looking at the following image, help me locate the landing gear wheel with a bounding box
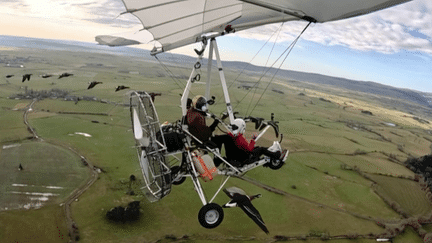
[171,166,186,185]
[198,203,224,229]
[267,159,284,170]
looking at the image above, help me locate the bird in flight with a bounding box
[41,74,53,78]
[22,74,32,82]
[87,81,103,89]
[58,73,73,79]
[115,85,130,92]
[223,187,269,234]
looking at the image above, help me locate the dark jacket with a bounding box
[186,108,217,142]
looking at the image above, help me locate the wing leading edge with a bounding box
[96,0,412,54]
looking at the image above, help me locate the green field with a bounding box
[0,141,89,242]
[1,47,432,242]
[368,174,432,217]
[0,98,32,143]
[0,141,89,210]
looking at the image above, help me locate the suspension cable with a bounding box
[245,23,284,115]
[154,55,188,92]
[216,23,285,106]
[248,22,312,116]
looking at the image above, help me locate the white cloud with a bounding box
[0,0,139,28]
[1,0,431,55]
[0,0,141,42]
[235,0,432,56]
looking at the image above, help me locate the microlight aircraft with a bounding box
[97,0,412,229]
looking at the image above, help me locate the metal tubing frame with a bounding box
[236,0,317,22]
[209,176,231,203]
[182,37,235,123]
[205,41,214,100]
[185,148,208,205]
[254,125,271,142]
[181,127,238,206]
[179,37,249,206]
[181,127,240,173]
[131,91,171,201]
[211,38,235,124]
[181,43,207,116]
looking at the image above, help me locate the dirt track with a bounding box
[24,99,99,243]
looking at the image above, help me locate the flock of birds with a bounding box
[4,73,130,91]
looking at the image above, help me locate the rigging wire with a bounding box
[154,45,210,99]
[153,21,311,119]
[154,55,188,92]
[230,23,284,86]
[245,23,284,116]
[169,51,190,79]
[248,22,312,116]
[216,23,285,106]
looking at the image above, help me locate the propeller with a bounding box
[132,108,150,146]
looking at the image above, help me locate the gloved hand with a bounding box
[252,133,258,140]
[210,119,219,131]
[221,112,229,120]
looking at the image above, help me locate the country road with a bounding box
[23,99,99,243]
[23,99,39,140]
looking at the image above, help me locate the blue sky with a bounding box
[1,0,431,92]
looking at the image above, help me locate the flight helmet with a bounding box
[192,95,208,112]
[231,118,246,136]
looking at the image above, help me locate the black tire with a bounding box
[198,203,224,229]
[171,166,186,185]
[267,159,284,170]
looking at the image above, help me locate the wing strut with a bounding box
[205,40,214,100]
[181,41,207,116]
[212,38,235,124]
[181,35,236,124]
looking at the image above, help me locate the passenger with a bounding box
[186,95,219,143]
[226,118,288,166]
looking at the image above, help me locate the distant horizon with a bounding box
[2,34,431,96]
[1,0,431,93]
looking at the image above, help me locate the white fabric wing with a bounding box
[122,0,243,52]
[97,0,411,53]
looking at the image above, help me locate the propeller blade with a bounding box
[133,108,151,146]
[132,108,143,140]
[140,150,150,181]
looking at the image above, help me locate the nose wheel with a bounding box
[267,158,284,170]
[198,203,224,229]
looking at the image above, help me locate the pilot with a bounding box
[226,118,288,166]
[186,95,219,143]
